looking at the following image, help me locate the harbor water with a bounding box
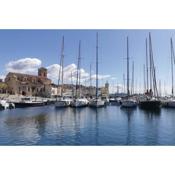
[0,105,175,145]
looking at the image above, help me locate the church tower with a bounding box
[38,67,47,78]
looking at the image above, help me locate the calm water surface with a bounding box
[0,105,175,145]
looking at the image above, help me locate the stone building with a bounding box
[5,67,52,97]
[0,81,8,94]
[100,81,109,97]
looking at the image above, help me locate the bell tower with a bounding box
[38,67,47,78]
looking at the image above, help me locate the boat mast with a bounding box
[146,38,149,91]
[131,61,134,95]
[123,73,125,93]
[61,36,64,97]
[149,32,158,97]
[149,33,152,94]
[143,64,146,93]
[76,40,81,99]
[170,38,175,97]
[58,36,64,97]
[90,63,92,87]
[96,32,99,100]
[159,80,161,97]
[126,36,130,96]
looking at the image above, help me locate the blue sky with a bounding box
[0,29,175,94]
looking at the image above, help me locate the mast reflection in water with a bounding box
[1,105,175,145]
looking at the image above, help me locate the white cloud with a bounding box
[4,58,112,86]
[0,75,5,80]
[47,64,61,82]
[47,63,90,84]
[6,58,42,74]
[91,74,111,80]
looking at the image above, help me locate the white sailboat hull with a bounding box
[121,99,137,108]
[71,98,88,107]
[55,99,72,108]
[89,99,105,107]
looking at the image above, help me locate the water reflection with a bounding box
[140,108,161,118]
[120,108,135,145]
[4,113,48,145]
[1,105,175,145]
[89,108,100,145]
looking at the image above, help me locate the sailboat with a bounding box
[71,41,89,108]
[162,38,175,107]
[89,32,105,108]
[139,33,161,109]
[55,36,72,108]
[121,37,137,108]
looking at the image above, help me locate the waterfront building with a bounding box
[0,80,8,94]
[100,81,109,98]
[5,67,52,97]
[51,83,109,98]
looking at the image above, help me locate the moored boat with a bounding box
[139,33,161,110]
[13,97,45,108]
[89,33,105,108]
[139,97,161,109]
[89,98,105,108]
[120,37,137,108]
[121,98,137,108]
[71,97,88,107]
[0,99,15,110]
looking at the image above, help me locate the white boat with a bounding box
[162,38,175,108]
[71,98,88,107]
[0,100,15,110]
[163,98,175,107]
[55,97,72,108]
[54,36,71,108]
[109,97,121,105]
[121,98,137,108]
[89,98,105,107]
[121,37,137,108]
[71,41,89,108]
[89,33,105,108]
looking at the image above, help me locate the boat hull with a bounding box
[14,102,45,108]
[162,100,175,108]
[70,99,88,108]
[121,100,137,108]
[89,100,105,108]
[55,100,70,108]
[139,100,161,109]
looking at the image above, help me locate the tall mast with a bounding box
[96,32,99,100]
[146,38,149,90]
[126,36,130,96]
[159,80,161,97]
[90,63,92,87]
[131,61,134,95]
[79,41,81,97]
[171,38,174,97]
[58,36,64,97]
[149,32,158,97]
[61,36,64,97]
[76,40,81,98]
[149,33,152,93]
[71,71,74,97]
[123,73,125,93]
[143,64,146,93]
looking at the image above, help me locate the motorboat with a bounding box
[12,97,45,108]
